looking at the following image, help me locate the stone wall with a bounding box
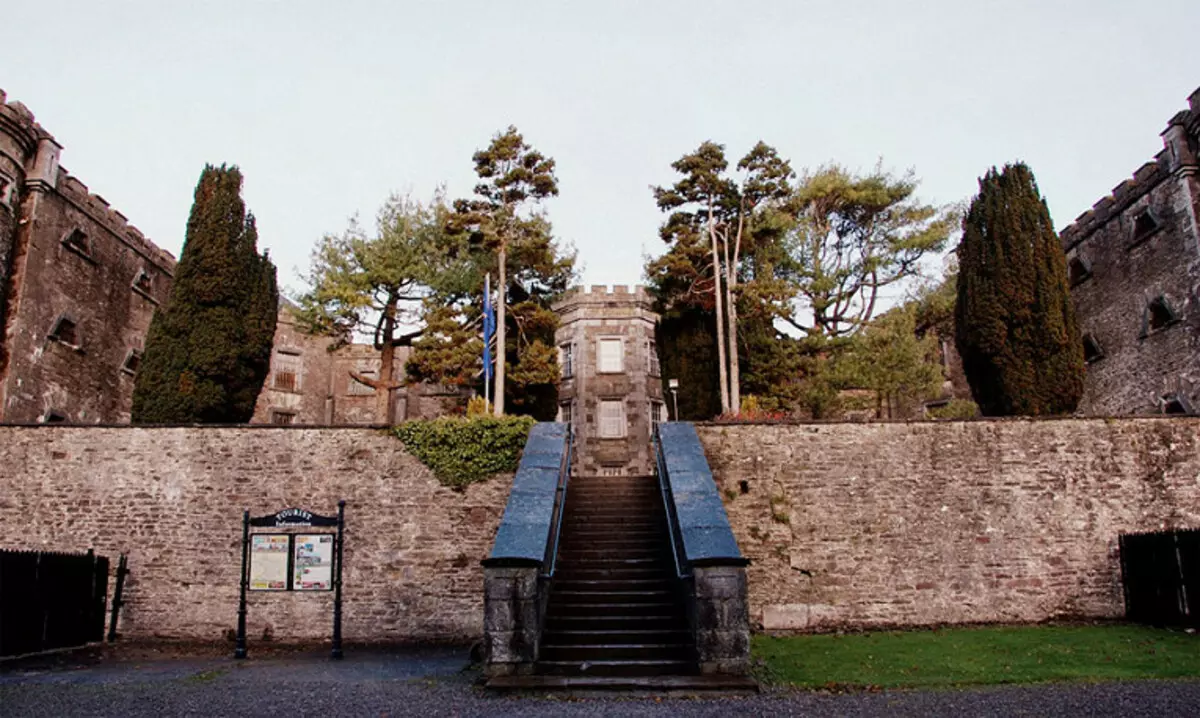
[697,418,1200,632]
[0,426,512,644]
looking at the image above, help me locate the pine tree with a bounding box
[132,165,278,423]
[954,163,1083,416]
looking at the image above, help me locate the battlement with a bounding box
[55,166,176,271]
[0,88,56,150]
[1060,86,1199,250]
[556,284,653,305]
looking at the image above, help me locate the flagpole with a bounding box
[484,273,491,410]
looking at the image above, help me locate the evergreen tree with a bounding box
[450,126,560,416]
[132,165,278,423]
[954,163,1083,416]
[295,193,449,424]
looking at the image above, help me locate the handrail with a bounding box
[654,422,748,570]
[544,423,574,578]
[482,422,571,569]
[653,423,690,579]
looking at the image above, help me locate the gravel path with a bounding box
[3,647,1199,717]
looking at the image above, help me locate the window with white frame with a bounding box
[598,399,626,438]
[647,340,660,376]
[650,400,666,426]
[597,338,624,373]
[559,343,574,378]
[556,400,574,424]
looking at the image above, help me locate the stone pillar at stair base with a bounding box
[692,564,751,675]
[482,565,543,677]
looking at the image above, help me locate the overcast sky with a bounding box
[3,1,1197,296]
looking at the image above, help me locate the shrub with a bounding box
[391,415,536,489]
[927,399,980,420]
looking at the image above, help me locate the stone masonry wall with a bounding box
[0,426,512,644]
[697,418,1200,632]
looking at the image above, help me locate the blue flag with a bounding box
[482,275,495,389]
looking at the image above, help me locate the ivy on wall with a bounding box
[390,415,536,489]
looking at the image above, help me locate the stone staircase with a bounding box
[537,473,697,679]
[483,423,754,693]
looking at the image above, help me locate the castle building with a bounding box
[0,89,431,426]
[0,91,175,424]
[553,285,664,475]
[250,304,462,425]
[1060,87,1200,416]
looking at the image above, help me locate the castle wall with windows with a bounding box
[0,90,175,423]
[553,285,663,475]
[1061,87,1200,416]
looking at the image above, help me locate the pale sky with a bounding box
[3,1,1197,297]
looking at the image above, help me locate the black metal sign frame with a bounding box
[235,500,346,660]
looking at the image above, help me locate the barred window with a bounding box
[271,411,296,425]
[647,340,660,376]
[272,350,302,392]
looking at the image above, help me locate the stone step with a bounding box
[558,539,666,551]
[540,643,693,662]
[535,659,697,677]
[551,589,673,605]
[540,628,691,645]
[563,520,665,530]
[486,673,759,694]
[544,614,688,631]
[554,571,676,583]
[560,532,665,543]
[546,601,677,618]
[553,579,673,594]
[557,551,668,564]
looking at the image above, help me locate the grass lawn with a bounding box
[752,624,1200,689]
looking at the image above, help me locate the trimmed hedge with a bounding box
[390,415,537,489]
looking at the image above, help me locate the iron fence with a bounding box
[1119,528,1199,629]
[0,549,110,657]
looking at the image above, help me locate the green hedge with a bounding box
[390,415,537,489]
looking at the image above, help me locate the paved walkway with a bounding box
[3,646,1199,717]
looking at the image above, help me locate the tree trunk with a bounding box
[494,243,507,416]
[379,341,396,425]
[708,210,730,415]
[379,300,397,425]
[724,239,739,412]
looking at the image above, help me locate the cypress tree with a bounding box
[954,163,1083,416]
[132,165,278,423]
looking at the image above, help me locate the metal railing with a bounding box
[543,423,574,579]
[653,424,690,580]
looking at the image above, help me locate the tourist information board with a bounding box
[235,501,346,660]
